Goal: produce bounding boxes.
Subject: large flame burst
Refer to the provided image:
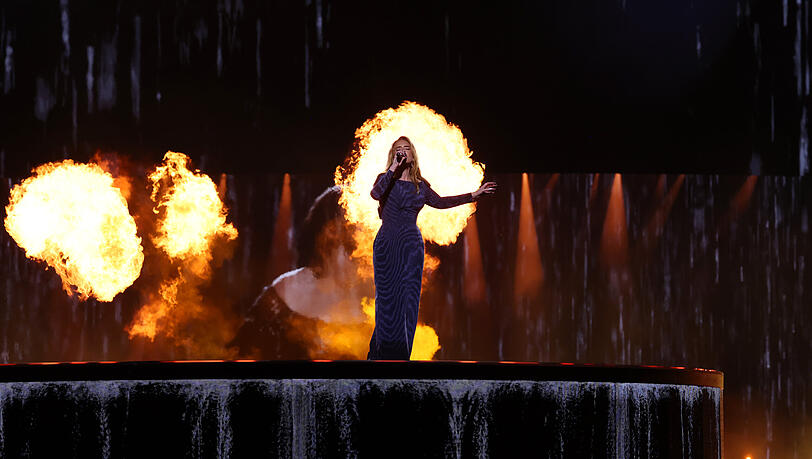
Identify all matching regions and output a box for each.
[4,161,144,302]
[149,152,239,273]
[332,101,484,360]
[127,152,238,350]
[334,101,485,275]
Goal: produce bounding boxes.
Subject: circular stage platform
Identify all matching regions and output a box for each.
[0,360,723,457]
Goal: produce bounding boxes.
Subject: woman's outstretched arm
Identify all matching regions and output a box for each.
[424,183,475,209]
[371,170,395,200]
[424,180,497,208]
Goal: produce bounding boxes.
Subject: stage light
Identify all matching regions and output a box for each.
[269,172,293,279]
[514,173,544,307]
[600,173,629,267]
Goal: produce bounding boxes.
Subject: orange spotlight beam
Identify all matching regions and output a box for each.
[730,175,759,217]
[514,173,544,304]
[269,173,293,279]
[217,173,228,202]
[641,174,685,253]
[544,173,560,192]
[463,213,485,306]
[589,173,600,204]
[718,175,759,231]
[654,173,666,200]
[600,173,629,267]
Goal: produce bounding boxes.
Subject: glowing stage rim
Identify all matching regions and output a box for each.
[0,360,723,388]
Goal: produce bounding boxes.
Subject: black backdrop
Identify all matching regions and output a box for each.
[0,0,809,176]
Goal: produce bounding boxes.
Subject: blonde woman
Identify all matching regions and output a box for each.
[367,136,497,360]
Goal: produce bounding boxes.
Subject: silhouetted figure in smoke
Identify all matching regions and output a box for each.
[367,136,496,360]
[229,185,361,359]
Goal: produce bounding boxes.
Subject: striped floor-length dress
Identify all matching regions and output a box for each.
[367,169,474,360]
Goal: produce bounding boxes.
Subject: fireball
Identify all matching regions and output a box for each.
[4,160,144,302]
[127,151,238,353]
[334,101,485,275]
[149,151,238,272]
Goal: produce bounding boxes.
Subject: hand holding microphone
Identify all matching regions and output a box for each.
[390,151,411,172]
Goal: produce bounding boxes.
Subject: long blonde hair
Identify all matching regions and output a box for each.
[384,136,428,193]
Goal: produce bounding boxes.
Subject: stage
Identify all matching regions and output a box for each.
[0,360,722,457]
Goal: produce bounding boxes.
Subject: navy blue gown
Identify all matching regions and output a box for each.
[367,169,474,360]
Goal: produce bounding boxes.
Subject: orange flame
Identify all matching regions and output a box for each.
[362,297,441,360]
[4,160,144,302]
[127,275,183,340]
[148,151,238,271]
[334,101,485,276]
[127,151,238,356]
[299,296,440,360]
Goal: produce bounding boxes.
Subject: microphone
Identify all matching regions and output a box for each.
[396,151,409,169]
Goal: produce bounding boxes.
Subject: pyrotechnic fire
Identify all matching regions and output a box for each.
[334,101,485,276]
[310,296,440,360]
[127,275,183,340]
[5,151,238,357]
[127,151,238,355]
[4,160,144,302]
[149,151,238,269]
[361,297,440,360]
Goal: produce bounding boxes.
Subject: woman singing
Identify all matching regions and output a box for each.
[367,136,497,360]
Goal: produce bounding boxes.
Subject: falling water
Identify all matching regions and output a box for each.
[97,40,117,111]
[86,46,95,113]
[131,16,141,122]
[2,24,13,95]
[0,378,721,457]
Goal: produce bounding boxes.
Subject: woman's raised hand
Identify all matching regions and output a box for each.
[389,153,410,172]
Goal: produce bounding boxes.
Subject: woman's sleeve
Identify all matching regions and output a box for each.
[370,170,394,200]
[424,183,474,209]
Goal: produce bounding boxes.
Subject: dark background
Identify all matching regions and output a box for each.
[0,0,809,176]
